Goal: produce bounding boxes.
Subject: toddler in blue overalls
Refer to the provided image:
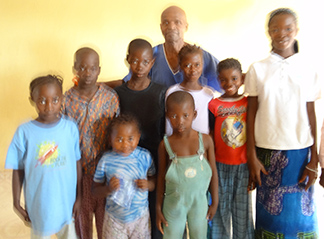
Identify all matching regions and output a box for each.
[156,91,219,239]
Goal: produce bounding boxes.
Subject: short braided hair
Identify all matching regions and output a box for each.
[178,44,203,65]
[217,58,242,74]
[30,74,63,99]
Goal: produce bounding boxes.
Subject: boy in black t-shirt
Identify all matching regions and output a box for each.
[114,38,166,239]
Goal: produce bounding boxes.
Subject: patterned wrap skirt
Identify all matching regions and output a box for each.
[255,147,318,239]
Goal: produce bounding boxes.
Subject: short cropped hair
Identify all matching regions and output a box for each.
[166,91,195,111]
[74,47,100,68]
[127,38,153,57]
[108,114,141,136]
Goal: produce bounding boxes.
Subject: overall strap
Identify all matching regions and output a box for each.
[163,135,176,160]
[197,132,205,159]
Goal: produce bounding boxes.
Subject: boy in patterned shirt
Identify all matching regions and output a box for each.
[62,47,119,239]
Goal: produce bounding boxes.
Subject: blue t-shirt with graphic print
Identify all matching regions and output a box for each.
[5,117,80,236]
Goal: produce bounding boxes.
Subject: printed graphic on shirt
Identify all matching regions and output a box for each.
[35,142,65,167]
[221,115,246,149]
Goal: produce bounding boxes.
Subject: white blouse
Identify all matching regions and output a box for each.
[245,52,320,150]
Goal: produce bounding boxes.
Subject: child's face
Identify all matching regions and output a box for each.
[180,53,203,83]
[31,83,62,124]
[127,48,154,80]
[74,52,100,87]
[268,13,298,56]
[111,123,140,156]
[219,68,243,98]
[167,101,197,134]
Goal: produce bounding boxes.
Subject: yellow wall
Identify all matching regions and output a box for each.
[1,0,323,168]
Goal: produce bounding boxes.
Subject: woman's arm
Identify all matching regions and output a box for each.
[204,134,218,221]
[104,79,123,89]
[246,96,267,188]
[299,102,319,190]
[318,119,324,187]
[156,140,168,234]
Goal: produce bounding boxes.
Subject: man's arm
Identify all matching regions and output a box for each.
[104,79,123,89]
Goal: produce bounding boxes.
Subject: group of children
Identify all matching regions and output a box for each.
[5,7,321,239]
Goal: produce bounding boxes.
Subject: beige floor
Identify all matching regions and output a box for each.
[0,170,98,239]
[0,169,323,239]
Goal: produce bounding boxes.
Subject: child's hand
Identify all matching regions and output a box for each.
[156,210,168,235]
[134,179,149,190]
[73,196,81,219]
[108,177,120,192]
[206,203,217,221]
[13,204,31,226]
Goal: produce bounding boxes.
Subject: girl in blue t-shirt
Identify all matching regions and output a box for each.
[5,75,82,238]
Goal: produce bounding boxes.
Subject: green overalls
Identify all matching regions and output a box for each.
[162,132,212,239]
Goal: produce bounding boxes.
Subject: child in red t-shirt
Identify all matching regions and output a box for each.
[208,58,254,239]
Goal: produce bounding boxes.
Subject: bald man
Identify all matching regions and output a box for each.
[123,6,221,92]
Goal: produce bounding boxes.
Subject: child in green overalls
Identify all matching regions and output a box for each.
[156,91,219,239]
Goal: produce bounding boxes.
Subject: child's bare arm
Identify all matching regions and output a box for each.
[92,176,120,198]
[73,161,82,218]
[135,175,156,192]
[246,96,268,187]
[12,169,30,224]
[209,129,215,142]
[299,102,319,190]
[156,140,168,235]
[203,134,218,221]
[209,109,215,140]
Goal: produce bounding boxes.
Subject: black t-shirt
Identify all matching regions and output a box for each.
[115,81,166,164]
